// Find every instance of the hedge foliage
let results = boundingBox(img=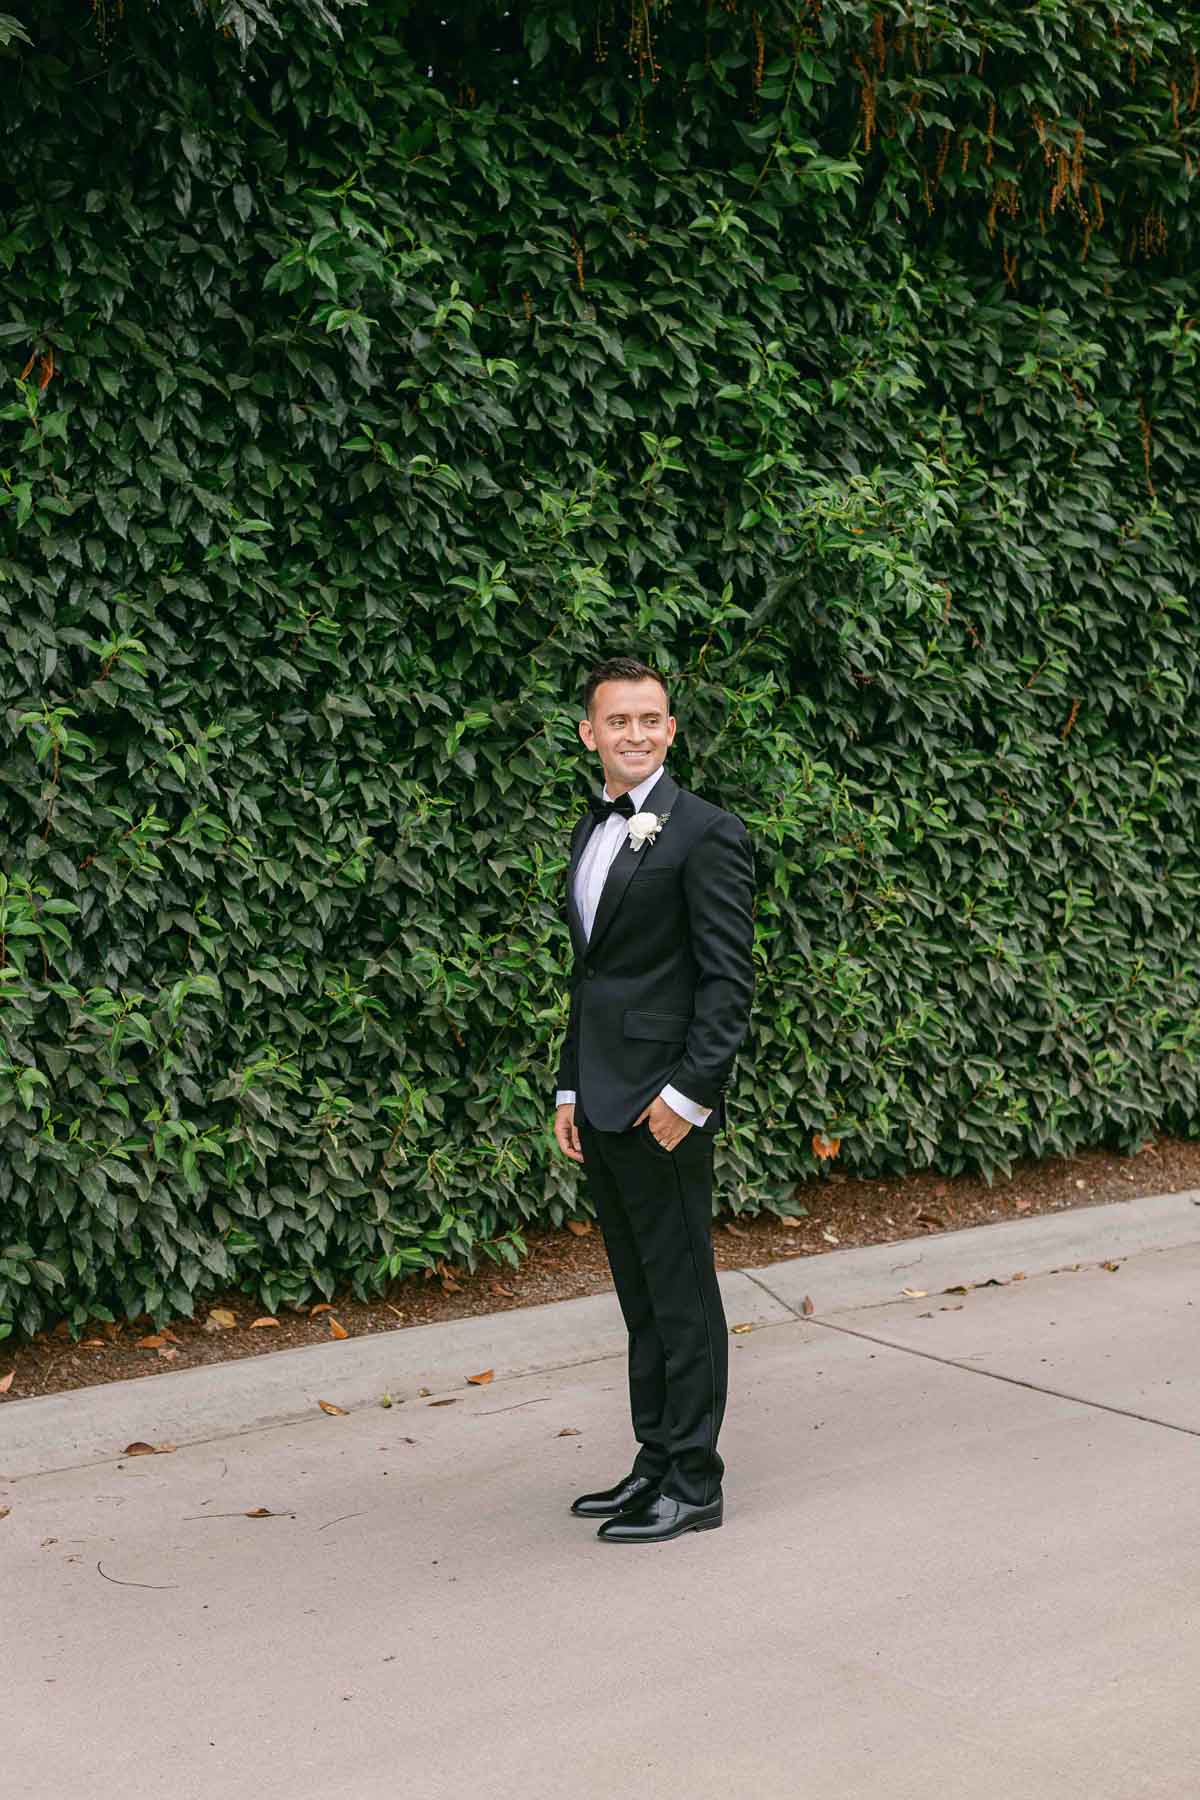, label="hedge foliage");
[1,0,1198,1340]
